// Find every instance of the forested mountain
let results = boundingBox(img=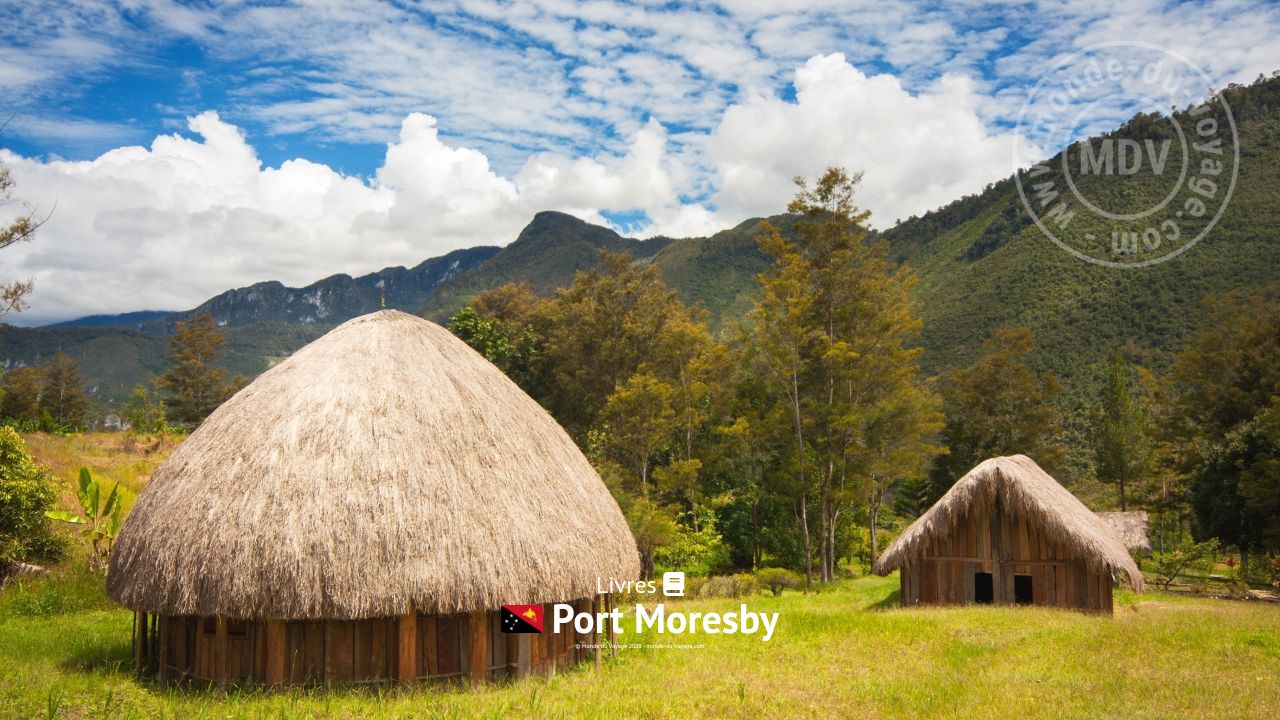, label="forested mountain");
[6,76,1280,422]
